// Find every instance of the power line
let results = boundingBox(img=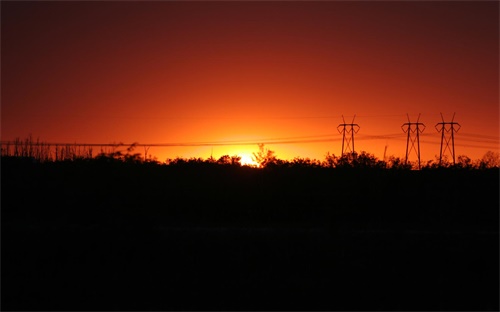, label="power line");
[3,131,498,149]
[0,137,343,148]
